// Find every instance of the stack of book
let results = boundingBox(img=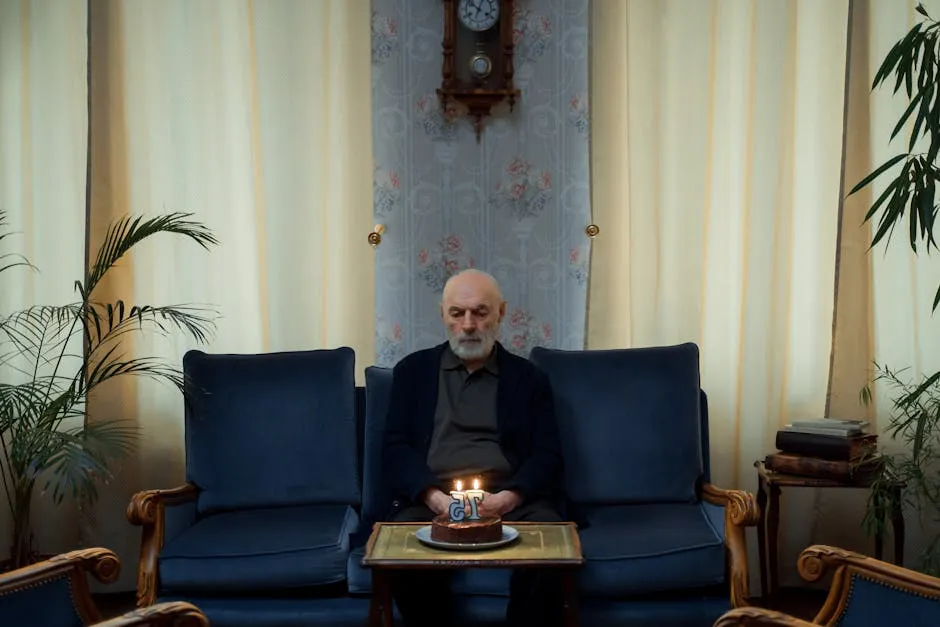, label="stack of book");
[764,418,883,481]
